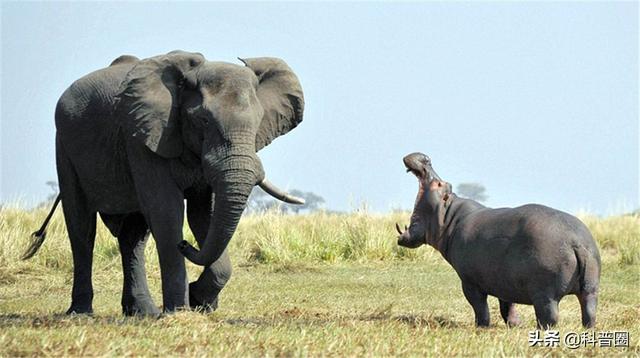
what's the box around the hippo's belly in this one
[450,233,579,305]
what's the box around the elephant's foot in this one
[65,304,93,315]
[122,299,161,317]
[189,282,220,313]
[190,295,218,313]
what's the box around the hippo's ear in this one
[239,57,304,152]
[116,51,204,158]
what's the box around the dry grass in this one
[0,205,638,356]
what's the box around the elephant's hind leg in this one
[57,144,96,315]
[117,213,160,316]
[64,209,96,315]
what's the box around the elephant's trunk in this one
[178,142,306,266]
[179,152,261,267]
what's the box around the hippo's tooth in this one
[395,223,404,235]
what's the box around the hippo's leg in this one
[499,299,521,327]
[461,282,490,327]
[577,292,597,328]
[532,295,559,329]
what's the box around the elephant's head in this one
[116,50,305,267]
[396,153,452,248]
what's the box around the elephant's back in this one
[55,60,137,131]
[55,60,141,213]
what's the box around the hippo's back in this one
[462,204,594,248]
[510,204,597,252]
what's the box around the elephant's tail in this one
[22,195,61,260]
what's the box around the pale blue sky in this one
[1,1,638,215]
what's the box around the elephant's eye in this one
[190,107,208,126]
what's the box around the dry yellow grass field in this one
[0,206,638,356]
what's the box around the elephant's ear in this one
[239,57,304,152]
[117,50,205,158]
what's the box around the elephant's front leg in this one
[117,213,161,316]
[140,187,188,312]
[185,187,232,312]
[127,142,189,312]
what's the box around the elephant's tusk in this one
[395,223,404,235]
[258,178,305,205]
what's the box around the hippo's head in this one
[396,152,452,248]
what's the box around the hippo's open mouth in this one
[403,153,430,180]
[406,167,423,179]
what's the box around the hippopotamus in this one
[396,152,601,329]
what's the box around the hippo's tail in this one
[21,195,61,260]
[574,244,601,295]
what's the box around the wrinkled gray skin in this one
[397,152,601,329]
[49,51,304,315]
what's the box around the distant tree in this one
[456,183,488,203]
[288,190,325,214]
[46,181,58,193]
[37,180,59,207]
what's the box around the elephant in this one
[25,50,306,315]
[396,152,601,329]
